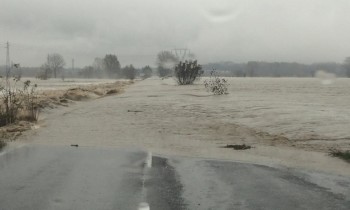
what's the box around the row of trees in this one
[78,55,121,79]
[34,50,182,80]
[37,53,154,80]
[31,51,350,79]
[79,55,153,80]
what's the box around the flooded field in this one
[203,77,350,151]
[21,77,350,175]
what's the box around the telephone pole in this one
[5,41,10,78]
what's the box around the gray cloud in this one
[1,0,350,67]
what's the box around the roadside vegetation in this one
[0,76,39,127]
[329,149,350,163]
[0,66,39,149]
[0,59,134,146]
[0,79,132,144]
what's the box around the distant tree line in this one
[3,54,350,79]
[343,57,350,77]
[78,54,153,80]
[202,61,349,77]
[0,53,154,80]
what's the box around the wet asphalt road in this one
[0,145,349,210]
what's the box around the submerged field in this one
[199,77,350,151]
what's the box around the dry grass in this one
[36,81,132,108]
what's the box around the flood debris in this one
[329,149,350,163]
[223,144,252,150]
[106,89,119,95]
[0,140,6,150]
[70,144,79,147]
[127,110,143,113]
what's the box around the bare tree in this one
[92,57,105,78]
[122,65,136,80]
[45,53,66,78]
[37,63,51,80]
[103,54,121,77]
[142,65,153,79]
[156,51,178,77]
[93,57,104,71]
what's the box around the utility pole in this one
[5,41,10,78]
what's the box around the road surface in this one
[0,145,349,210]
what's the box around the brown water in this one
[16,77,350,175]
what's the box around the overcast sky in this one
[1,0,350,68]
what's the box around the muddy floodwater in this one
[17,77,350,175]
[208,77,350,151]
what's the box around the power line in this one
[171,48,190,61]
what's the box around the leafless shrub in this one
[0,77,39,126]
[204,70,229,95]
[20,80,39,122]
[0,77,22,126]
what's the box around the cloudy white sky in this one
[1,0,350,67]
